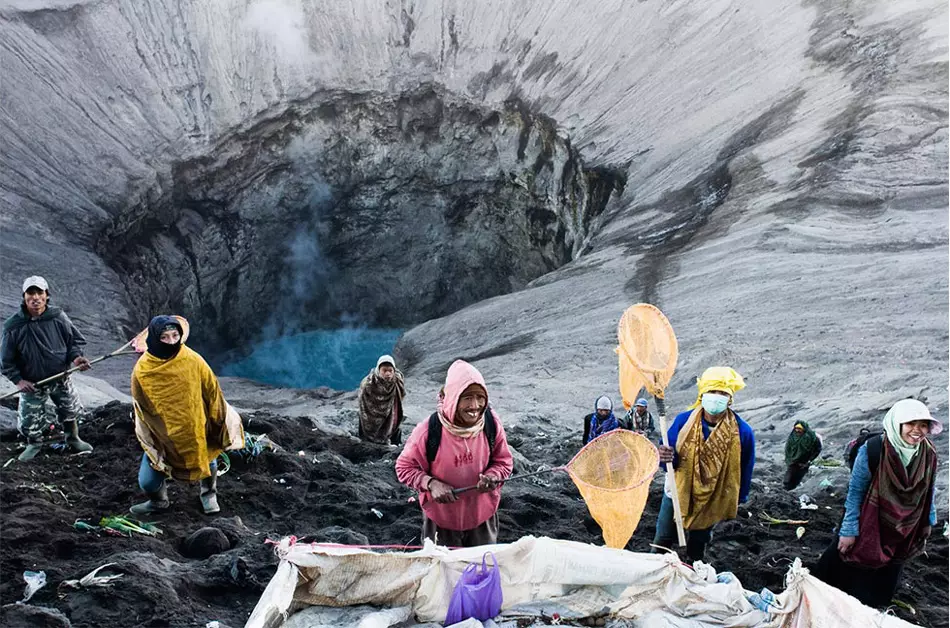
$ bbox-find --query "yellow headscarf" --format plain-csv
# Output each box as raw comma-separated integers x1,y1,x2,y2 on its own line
688,366,746,409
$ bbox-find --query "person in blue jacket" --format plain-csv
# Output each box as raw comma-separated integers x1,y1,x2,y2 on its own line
813,399,940,607
652,367,755,562
582,395,620,445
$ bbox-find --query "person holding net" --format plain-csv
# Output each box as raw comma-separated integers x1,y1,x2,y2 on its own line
395,360,513,547
652,366,755,562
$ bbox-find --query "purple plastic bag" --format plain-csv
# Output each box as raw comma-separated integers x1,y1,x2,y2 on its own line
444,552,503,625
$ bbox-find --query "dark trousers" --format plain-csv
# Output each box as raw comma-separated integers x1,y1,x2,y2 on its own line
812,539,904,607
783,462,810,490
422,512,499,548
652,495,713,562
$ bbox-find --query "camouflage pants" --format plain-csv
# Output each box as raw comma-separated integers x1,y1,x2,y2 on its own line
17,377,85,440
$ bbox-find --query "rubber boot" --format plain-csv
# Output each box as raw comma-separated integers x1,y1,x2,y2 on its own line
63,420,93,453
199,474,220,514
130,484,170,515
18,438,43,462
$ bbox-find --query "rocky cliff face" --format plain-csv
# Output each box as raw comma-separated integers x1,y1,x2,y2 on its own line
0,0,946,481
93,85,622,349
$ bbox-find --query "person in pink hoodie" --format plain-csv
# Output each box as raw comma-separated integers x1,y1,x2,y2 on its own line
395,360,514,547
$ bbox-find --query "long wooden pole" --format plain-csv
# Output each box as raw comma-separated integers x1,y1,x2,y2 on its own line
655,396,687,547
0,337,139,401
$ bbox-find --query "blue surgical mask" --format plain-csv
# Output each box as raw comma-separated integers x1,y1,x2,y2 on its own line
701,393,730,416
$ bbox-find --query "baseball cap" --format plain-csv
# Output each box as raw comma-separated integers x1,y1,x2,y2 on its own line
22,276,49,293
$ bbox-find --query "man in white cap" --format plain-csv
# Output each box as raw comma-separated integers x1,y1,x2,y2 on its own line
583,395,620,445
1,276,93,461
357,354,406,445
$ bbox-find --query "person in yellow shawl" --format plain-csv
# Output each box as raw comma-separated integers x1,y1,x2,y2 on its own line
653,367,755,562
129,316,244,515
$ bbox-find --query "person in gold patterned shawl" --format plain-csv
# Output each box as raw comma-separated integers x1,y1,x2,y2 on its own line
129,315,245,516
652,367,756,562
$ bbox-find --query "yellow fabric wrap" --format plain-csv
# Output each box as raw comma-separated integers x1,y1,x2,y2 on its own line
674,408,742,530
688,366,746,409
131,345,245,482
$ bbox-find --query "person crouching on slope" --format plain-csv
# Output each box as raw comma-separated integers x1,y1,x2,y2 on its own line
129,316,244,515
583,395,620,445
396,360,513,547
653,366,755,562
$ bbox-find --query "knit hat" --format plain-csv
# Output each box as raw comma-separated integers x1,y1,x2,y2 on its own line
595,395,612,411
376,354,395,370
635,398,648,407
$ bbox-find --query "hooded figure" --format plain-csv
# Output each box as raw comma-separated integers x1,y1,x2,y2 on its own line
583,395,620,444
653,366,756,562
814,399,940,608
783,421,822,490
358,354,406,445
130,315,245,515
395,360,513,547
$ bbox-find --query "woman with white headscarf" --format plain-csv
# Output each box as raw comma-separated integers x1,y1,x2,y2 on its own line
813,398,941,607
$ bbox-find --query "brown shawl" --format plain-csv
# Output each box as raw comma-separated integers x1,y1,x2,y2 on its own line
674,408,742,530
358,368,405,444
845,437,937,567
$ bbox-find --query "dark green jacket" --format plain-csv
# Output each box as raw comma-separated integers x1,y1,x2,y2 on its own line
1,305,86,384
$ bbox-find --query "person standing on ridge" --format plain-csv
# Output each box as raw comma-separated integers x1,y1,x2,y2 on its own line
1,276,93,461
358,354,406,445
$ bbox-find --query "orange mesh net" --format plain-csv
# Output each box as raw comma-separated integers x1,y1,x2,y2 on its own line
616,304,678,410
567,430,659,549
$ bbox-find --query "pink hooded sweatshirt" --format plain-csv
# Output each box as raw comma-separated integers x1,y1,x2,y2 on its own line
395,360,514,531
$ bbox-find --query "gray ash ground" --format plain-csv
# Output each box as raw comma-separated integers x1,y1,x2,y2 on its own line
1,402,946,627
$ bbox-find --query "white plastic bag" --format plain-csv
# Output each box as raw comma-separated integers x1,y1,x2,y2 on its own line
21,570,46,602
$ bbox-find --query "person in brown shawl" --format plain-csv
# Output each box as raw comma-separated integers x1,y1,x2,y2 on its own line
358,354,405,445
813,399,940,607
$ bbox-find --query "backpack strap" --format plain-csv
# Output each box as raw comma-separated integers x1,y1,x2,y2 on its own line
866,433,884,472
424,408,498,464
484,407,497,452
425,413,442,464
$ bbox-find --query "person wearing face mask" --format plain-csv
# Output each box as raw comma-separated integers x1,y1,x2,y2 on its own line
2,276,94,461
358,354,406,445
395,360,514,547
652,366,755,561
129,315,244,515
812,399,940,607
583,395,620,445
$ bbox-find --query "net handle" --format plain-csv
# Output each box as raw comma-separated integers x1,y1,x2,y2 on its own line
655,397,687,547
451,466,566,495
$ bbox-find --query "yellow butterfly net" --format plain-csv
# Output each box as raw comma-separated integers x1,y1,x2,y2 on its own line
567,430,659,549
615,303,678,410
